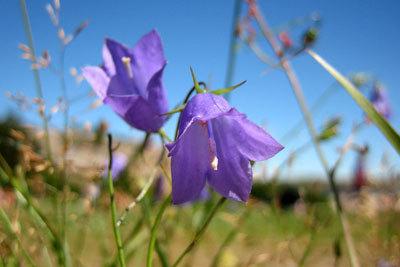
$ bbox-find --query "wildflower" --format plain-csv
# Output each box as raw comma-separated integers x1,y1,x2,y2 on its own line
83,30,168,132
153,174,209,203
103,153,128,180
369,83,391,120
166,93,283,204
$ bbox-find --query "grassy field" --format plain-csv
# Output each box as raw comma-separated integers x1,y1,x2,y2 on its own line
1,187,399,266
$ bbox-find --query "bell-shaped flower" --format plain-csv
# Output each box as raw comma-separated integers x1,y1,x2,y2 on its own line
83,30,168,132
166,93,283,204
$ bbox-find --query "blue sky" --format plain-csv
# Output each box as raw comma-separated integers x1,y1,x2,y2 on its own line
1,0,399,180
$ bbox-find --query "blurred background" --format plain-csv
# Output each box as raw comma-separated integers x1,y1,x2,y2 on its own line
1,0,399,178
0,0,399,266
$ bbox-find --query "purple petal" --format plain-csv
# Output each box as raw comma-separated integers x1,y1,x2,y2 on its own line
166,121,210,204
130,30,166,87
219,109,283,161
104,94,136,119
206,134,253,202
146,64,168,117
82,66,110,101
123,96,165,132
102,44,116,76
105,38,133,77
178,93,231,137
206,111,282,201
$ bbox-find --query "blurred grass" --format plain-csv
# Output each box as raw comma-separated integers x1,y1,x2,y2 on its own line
1,191,399,267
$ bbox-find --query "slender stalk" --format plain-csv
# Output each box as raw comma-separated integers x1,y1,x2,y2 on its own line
117,169,157,227
107,134,126,267
58,45,70,267
18,0,52,161
141,199,170,267
224,0,242,100
250,4,360,267
146,195,171,267
172,197,226,267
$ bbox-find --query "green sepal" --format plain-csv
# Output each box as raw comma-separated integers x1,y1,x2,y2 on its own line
210,80,247,95
190,67,205,93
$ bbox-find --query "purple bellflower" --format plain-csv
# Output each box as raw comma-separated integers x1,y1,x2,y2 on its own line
369,84,391,120
153,175,209,204
166,93,283,204
103,153,128,181
83,30,168,132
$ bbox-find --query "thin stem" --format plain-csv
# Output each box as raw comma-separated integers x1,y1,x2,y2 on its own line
172,197,226,267
146,195,171,267
141,199,170,267
107,134,126,267
116,169,157,227
19,0,52,161
224,0,242,100
58,45,70,267
251,4,360,267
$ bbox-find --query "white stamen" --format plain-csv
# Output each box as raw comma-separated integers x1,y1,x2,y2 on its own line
121,56,133,78
211,156,219,171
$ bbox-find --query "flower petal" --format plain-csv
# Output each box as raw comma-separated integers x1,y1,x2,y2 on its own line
146,64,168,117
82,66,110,101
102,44,116,76
178,93,231,137
206,123,253,202
221,109,283,161
105,38,133,77
104,77,138,115
122,95,165,132
166,121,210,204
130,30,166,86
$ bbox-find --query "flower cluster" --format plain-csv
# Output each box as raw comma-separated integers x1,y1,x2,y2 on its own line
84,30,283,204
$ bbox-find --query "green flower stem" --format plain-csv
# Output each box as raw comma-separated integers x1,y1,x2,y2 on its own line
146,195,171,267
141,199,170,267
116,169,157,227
19,0,52,161
172,197,226,267
251,4,360,267
308,49,400,154
107,134,126,267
